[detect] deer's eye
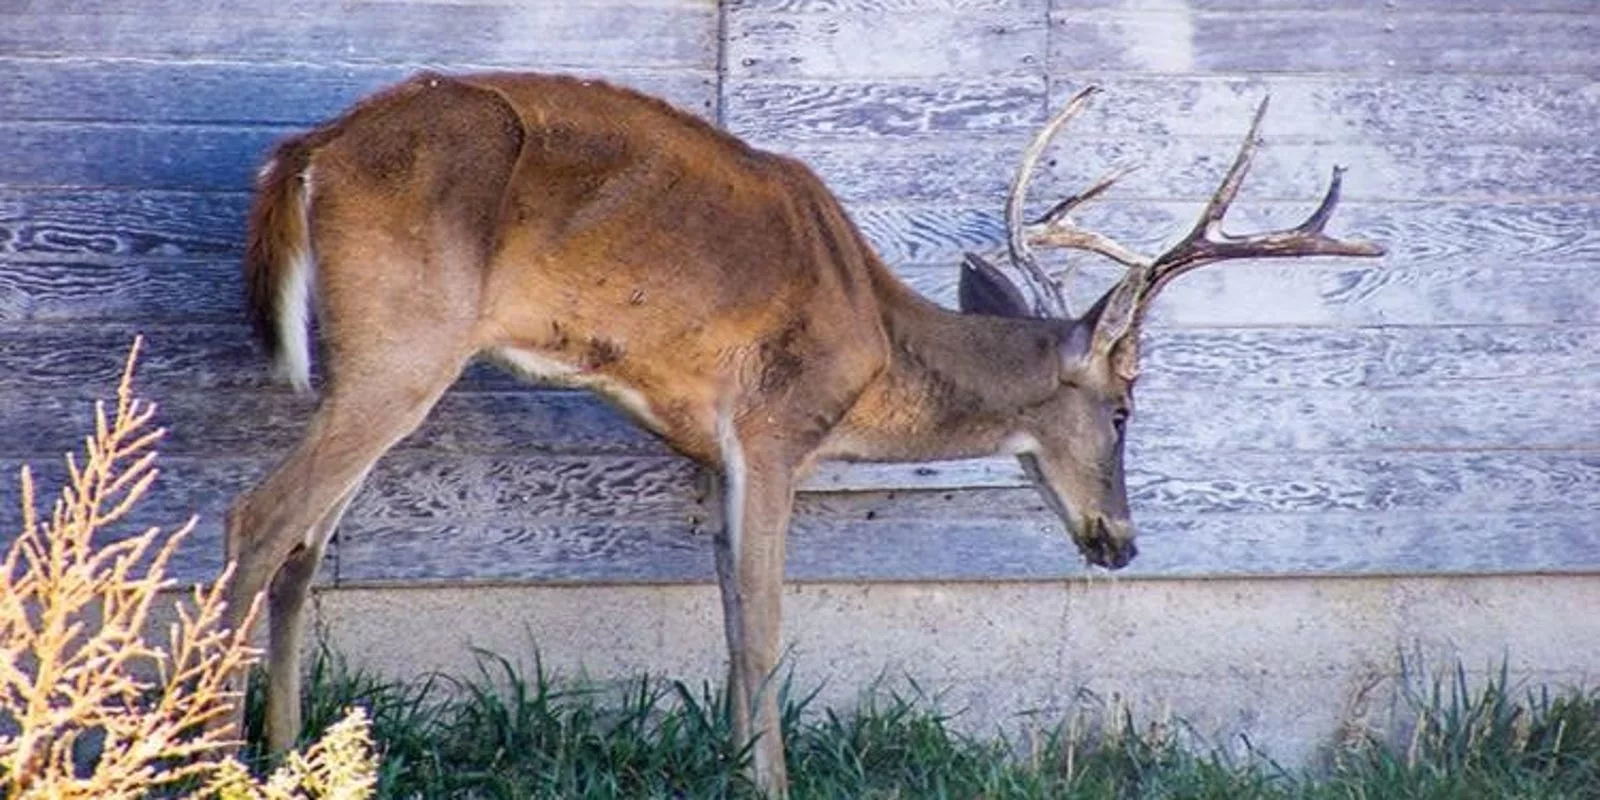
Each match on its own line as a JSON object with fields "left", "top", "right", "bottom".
{"left": 1111, "top": 407, "right": 1130, "bottom": 435}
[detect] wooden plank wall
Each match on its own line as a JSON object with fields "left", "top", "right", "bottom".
{"left": 2, "top": 0, "right": 1596, "bottom": 586}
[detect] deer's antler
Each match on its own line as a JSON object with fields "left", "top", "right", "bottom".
{"left": 1003, "top": 91, "right": 1386, "bottom": 321}
{"left": 1004, "top": 86, "right": 1153, "bottom": 318}
{"left": 1134, "top": 97, "right": 1386, "bottom": 307}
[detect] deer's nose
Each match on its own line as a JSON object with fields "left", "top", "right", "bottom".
{"left": 1080, "top": 517, "right": 1137, "bottom": 570}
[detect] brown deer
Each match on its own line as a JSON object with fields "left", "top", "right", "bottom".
{"left": 225, "top": 72, "right": 1382, "bottom": 795}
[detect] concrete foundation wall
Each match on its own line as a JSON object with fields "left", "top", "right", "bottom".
{"left": 307, "top": 574, "right": 1599, "bottom": 767}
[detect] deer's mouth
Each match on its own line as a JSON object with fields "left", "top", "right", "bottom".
{"left": 1077, "top": 517, "right": 1137, "bottom": 570}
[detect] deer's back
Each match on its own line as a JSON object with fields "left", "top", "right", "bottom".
{"left": 299, "top": 71, "right": 895, "bottom": 458}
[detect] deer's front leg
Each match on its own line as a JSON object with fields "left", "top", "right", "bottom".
{"left": 712, "top": 432, "right": 798, "bottom": 797}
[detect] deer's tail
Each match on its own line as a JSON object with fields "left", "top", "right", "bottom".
{"left": 244, "top": 136, "right": 317, "bottom": 392}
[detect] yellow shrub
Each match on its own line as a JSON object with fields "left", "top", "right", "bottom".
{"left": 0, "top": 339, "right": 376, "bottom": 799}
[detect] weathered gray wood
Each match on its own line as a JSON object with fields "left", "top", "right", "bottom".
{"left": 1049, "top": 11, "right": 1600, "bottom": 74}
{"left": 332, "top": 519, "right": 709, "bottom": 584}
{"left": 0, "top": 123, "right": 284, "bottom": 191}
{"left": 730, "top": 75, "right": 1598, "bottom": 143}
{"left": 0, "top": 189, "right": 248, "bottom": 260}
{"left": 11, "top": 383, "right": 1592, "bottom": 470}
{"left": 329, "top": 510, "right": 1600, "bottom": 585}
{"left": 10, "top": 256, "right": 1589, "bottom": 327}
{"left": 1042, "top": 76, "right": 1600, "bottom": 143}
{"left": 813, "top": 450, "right": 1600, "bottom": 515}
{"left": 0, "top": 390, "right": 673, "bottom": 459}
{"left": 727, "top": 9, "right": 1046, "bottom": 79}
{"left": 1062, "top": 0, "right": 1596, "bottom": 10}
{"left": 724, "top": 77, "right": 1045, "bottom": 140}
{"left": 3, "top": 323, "right": 1594, "bottom": 396}
{"left": 0, "top": 260, "right": 240, "bottom": 322}
{"left": 769, "top": 137, "right": 1600, "bottom": 206}
{"left": 347, "top": 455, "right": 702, "bottom": 522}
{"left": 10, "top": 193, "right": 1592, "bottom": 276}
{"left": 728, "top": 0, "right": 1029, "bottom": 11}
{"left": 1138, "top": 326, "right": 1600, "bottom": 392}
{"left": 895, "top": 261, "right": 1600, "bottom": 328}
{"left": 0, "top": 452, "right": 701, "bottom": 545}
{"left": 0, "top": 59, "right": 718, "bottom": 126}
{"left": 3, "top": 6, "right": 715, "bottom": 69}
{"left": 15, "top": 442, "right": 1590, "bottom": 538}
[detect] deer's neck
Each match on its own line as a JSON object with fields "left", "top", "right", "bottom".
{"left": 827, "top": 289, "right": 1064, "bottom": 462}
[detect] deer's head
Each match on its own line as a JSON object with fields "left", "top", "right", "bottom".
{"left": 960, "top": 88, "right": 1384, "bottom": 570}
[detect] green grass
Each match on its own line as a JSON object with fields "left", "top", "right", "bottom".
{"left": 244, "top": 647, "right": 1600, "bottom": 799}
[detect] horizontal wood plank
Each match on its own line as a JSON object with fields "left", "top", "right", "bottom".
{"left": 730, "top": 75, "right": 1598, "bottom": 144}
{"left": 3, "top": 390, "right": 671, "bottom": 459}
{"left": 725, "top": 77, "right": 1046, "bottom": 139}
{"left": 1049, "top": 11, "right": 1599, "bottom": 75}
{"left": 727, "top": 9, "right": 1046, "bottom": 79}
{"left": 3, "top": 120, "right": 1587, "bottom": 198}
{"left": 1060, "top": 1, "right": 1595, "bottom": 10}
{"left": 0, "top": 260, "right": 240, "bottom": 322}
{"left": 1043, "top": 75, "right": 1600, "bottom": 143}
{"left": 773, "top": 137, "right": 1600, "bottom": 205}
{"left": 2, "top": 323, "right": 1593, "bottom": 397}
{"left": 9, "top": 256, "right": 1591, "bottom": 328}
{"left": 0, "top": 123, "right": 284, "bottom": 191}
{"left": 330, "top": 510, "right": 1600, "bottom": 584}
{"left": 895, "top": 261, "right": 1600, "bottom": 328}
{"left": 0, "top": 189, "right": 247, "bottom": 260}
{"left": 0, "top": 452, "right": 702, "bottom": 542}
{"left": 852, "top": 201, "right": 1600, "bottom": 273}
{"left": 816, "top": 450, "right": 1600, "bottom": 515}
{"left": 4, "top": 6, "right": 716, "bottom": 69}
{"left": 0, "top": 59, "right": 717, "bottom": 126}
{"left": 8, "top": 193, "right": 1593, "bottom": 282}
{"left": 727, "top": 0, "right": 1031, "bottom": 11}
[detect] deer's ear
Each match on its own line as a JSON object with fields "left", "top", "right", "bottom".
{"left": 958, "top": 253, "right": 1032, "bottom": 318}
{"left": 1061, "top": 270, "right": 1144, "bottom": 371}
{"left": 1090, "top": 270, "right": 1143, "bottom": 353}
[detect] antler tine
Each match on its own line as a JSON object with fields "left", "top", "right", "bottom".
{"left": 1024, "top": 162, "right": 1152, "bottom": 270}
{"left": 1142, "top": 95, "right": 1387, "bottom": 301}
{"left": 1005, "top": 85, "right": 1103, "bottom": 318}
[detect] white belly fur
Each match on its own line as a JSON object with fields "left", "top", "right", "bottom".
{"left": 486, "top": 345, "right": 666, "bottom": 432}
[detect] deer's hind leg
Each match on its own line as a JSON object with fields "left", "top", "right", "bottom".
{"left": 223, "top": 339, "right": 470, "bottom": 752}
{"left": 224, "top": 230, "right": 489, "bottom": 753}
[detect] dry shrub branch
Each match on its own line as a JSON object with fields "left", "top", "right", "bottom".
{"left": 0, "top": 339, "right": 375, "bottom": 799}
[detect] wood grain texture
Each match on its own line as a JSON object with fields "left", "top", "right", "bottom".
{"left": 10, "top": 193, "right": 1591, "bottom": 275}
{"left": 724, "top": 77, "right": 1046, "bottom": 139}
{"left": 4, "top": 323, "right": 1594, "bottom": 396}
{"left": 0, "top": 59, "right": 718, "bottom": 126}
{"left": 0, "top": 260, "right": 240, "bottom": 322}
{"left": 731, "top": 75, "right": 1598, "bottom": 143}
{"left": 13, "top": 381, "right": 1592, "bottom": 469}
{"left": 4, "top": 5, "right": 716, "bottom": 69}
{"left": 0, "top": 390, "right": 673, "bottom": 459}
{"left": 11, "top": 256, "right": 1588, "bottom": 327}
{"left": 0, "top": 189, "right": 248, "bottom": 260}
{"left": 330, "top": 511, "right": 1600, "bottom": 584}
{"left": 770, "top": 137, "right": 1599, "bottom": 206}
{"left": 894, "top": 261, "right": 1600, "bottom": 328}
{"left": 812, "top": 450, "right": 1600, "bottom": 514}
{"left": 727, "top": 10, "right": 1046, "bottom": 79}
{"left": 0, "top": 123, "right": 284, "bottom": 191}
{"left": 1042, "top": 76, "right": 1600, "bottom": 143}
{"left": 1049, "top": 10, "right": 1600, "bottom": 75}
{"left": 851, "top": 199, "right": 1600, "bottom": 278}
{"left": 728, "top": 0, "right": 1030, "bottom": 11}
{"left": 1060, "top": 0, "right": 1598, "bottom": 11}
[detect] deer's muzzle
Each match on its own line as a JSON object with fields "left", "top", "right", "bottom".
{"left": 1079, "top": 517, "right": 1137, "bottom": 570}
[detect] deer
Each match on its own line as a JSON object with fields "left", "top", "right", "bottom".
{"left": 223, "top": 70, "right": 1382, "bottom": 795}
